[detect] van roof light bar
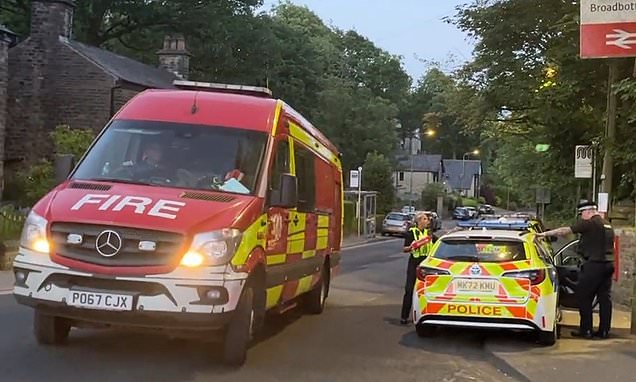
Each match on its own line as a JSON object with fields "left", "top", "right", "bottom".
{"left": 173, "top": 80, "right": 273, "bottom": 98}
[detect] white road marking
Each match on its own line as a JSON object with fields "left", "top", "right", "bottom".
{"left": 342, "top": 238, "right": 401, "bottom": 251}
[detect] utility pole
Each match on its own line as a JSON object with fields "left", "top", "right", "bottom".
{"left": 600, "top": 61, "right": 619, "bottom": 215}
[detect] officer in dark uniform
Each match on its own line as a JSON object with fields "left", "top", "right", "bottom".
{"left": 538, "top": 201, "right": 615, "bottom": 339}
{"left": 400, "top": 212, "right": 437, "bottom": 325}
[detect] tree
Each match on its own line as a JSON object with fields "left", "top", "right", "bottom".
{"left": 447, "top": 0, "right": 636, "bottom": 215}
{"left": 362, "top": 152, "right": 395, "bottom": 214}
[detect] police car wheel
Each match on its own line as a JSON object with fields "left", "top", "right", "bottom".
{"left": 222, "top": 286, "right": 254, "bottom": 367}
{"left": 34, "top": 310, "right": 71, "bottom": 345}
{"left": 415, "top": 324, "right": 436, "bottom": 338}
{"left": 537, "top": 323, "right": 557, "bottom": 346}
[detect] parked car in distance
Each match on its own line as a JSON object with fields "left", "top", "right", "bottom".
{"left": 452, "top": 207, "right": 471, "bottom": 220}
{"left": 478, "top": 204, "right": 495, "bottom": 215}
{"left": 382, "top": 212, "right": 412, "bottom": 236}
{"left": 465, "top": 206, "right": 478, "bottom": 219}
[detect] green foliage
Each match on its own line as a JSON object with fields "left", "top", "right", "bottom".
{"left": 420, "top": 183, "right": 445, "bottom": 211}
{"left": 460, "top": 197, "right": 479, "bottom": 208}
{"left": 51, "top": 125, "right": 96, "bottom": 159}
{"left": 5, "top": 126, "right": 95, "bottom": 207}
{"left": 342, "top": 200, "right": 357, "bottom": 236}
{"left": 0, "top": 205, "right": 27, "bottom": 242}
{"left": 361, "top": 152, "right": 395, "bottom": 214}
{"left": 13, "top": 160, "right": 54, "bottom": 207}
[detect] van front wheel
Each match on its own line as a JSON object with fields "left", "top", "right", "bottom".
{"left": 34, "top": 310, "right": 70, "bottom": 345}
{"left": 222, "top": 286, "right": 254, "bottom": 367}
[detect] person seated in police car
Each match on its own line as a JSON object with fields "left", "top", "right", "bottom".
{"left": 401, "top": 212, "right": 438, "bottom": 325}
{"left": 537, "top": 201, "right": 615, "bottom": 340}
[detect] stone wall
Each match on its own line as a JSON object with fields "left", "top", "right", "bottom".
{"left": 112, "top": 86, "right": 142, "bottom": 115}
{"left": 613, "top": 228, "right": 635, "bottom": 308}
{"left": 48, "top": 43, "right": 115, "bottom": 132}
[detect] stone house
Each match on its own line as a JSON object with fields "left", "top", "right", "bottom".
{"left": 442, "top": 159, "right": 482, "bottom": 198}
{"left": 392, "top": 154, "right": 443, "bottom": 203}
{"left": 0, "top": 0, "right": 191, "bottom": 196}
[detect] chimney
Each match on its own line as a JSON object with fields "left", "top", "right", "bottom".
{"left": 30, "top": 0, "right": 75, "bottom": 42}
{"left": 157, "top": 34, "right": 191, "bottom": 80}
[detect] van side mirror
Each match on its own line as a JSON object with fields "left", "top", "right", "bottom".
{"left": 54, "top": 154, "right": 75, "bottom": 184}
{"left": 269, "top": 173, "right": 297, "bottom": 208}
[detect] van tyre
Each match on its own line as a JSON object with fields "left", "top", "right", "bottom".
{"left": 304, "top": 265, "right": 329, "bottom": 315}
{"left": 222, "top": 286, "right": 254, "bottom": 367}
{"left": 34, "top": 310, "right": 70, "bottom": 345}
{"left": 415, "top": 324, "right": 436, "bottom": 338}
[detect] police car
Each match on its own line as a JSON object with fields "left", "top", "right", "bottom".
{"left": 412, "top": 229, "right": 562, "bottom": 345}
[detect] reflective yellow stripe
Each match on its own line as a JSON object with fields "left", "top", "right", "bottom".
{"left": 289, "top": 122, "right": 340, "bottom": 166}
{"left": 289, "top": 138, "right": 296, "bottom": 174}
{"left": 266, "top": 285, "right": 283, "bottom": 309}
{"left": 316, "top": 237, "right": 328, "bottom": 250}
{"left": 317, "top": 215, "right": 329, "bottom": 228}
{"left": 271, "top": 100, "right": 283, "bottom": 136}
{"left": 296, "top": 275, "right": 314, "bottom": 295}
{"left": 287, "top": 239, "right": 304, "bottom": 254}
{"left": 267, "top": 253, "right": 287, "bottom": 265}
{"left": 302, "top": 250, "right": 316, "bottom": 259}
{"left": 231, "top": 214, "right": 268, "bottom": 267}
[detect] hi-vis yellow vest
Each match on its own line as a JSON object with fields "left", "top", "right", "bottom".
{"left": 410, "top": 227, "right": 432, "bottom": 258}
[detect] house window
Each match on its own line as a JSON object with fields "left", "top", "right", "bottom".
{"left": 398, "top": 172, "right": 404, "bottom": 181}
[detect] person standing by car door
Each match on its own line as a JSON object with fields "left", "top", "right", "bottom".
{"left": 400, "top": 212, "right": 437, "bottom": 324}
{"left": 537, "top": 201, "right": 615, "bottom": 339}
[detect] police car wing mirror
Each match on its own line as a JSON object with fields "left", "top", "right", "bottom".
{"left": 270, "top": 173, "right": 297, "bottom": 208}
{"left": 54, "top": 154, "right": 75, "bottom": 184}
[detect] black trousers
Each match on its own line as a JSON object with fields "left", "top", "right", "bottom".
{"left": 401, "top": 255, "right": 422, "bottom": 320}
{"left": 576, "top": 261, "right": 614, "bottom": 333}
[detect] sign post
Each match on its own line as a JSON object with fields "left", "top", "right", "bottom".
{"left": 357, "top": 166, "right": 362, "bottom": 237}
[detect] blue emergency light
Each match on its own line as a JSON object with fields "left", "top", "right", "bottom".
{"left": 457, "top": 219, "right": 530, "bottom": 230}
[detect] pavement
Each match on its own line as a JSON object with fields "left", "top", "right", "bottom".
{"left": 0, "top": 269, "right": 13, "bottom": 295}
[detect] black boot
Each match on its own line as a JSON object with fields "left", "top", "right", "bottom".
{"left": 571, "top": 330, "right": 593, "bottom": 339}
{"left": 593, "top": 330, "right": 610, "bottom": 339}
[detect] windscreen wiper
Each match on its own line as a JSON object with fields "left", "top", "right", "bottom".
{"left": 85, "top": 178, "right": 157, "bottom": 187}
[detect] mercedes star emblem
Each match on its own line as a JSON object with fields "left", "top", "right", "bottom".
{"left": 95, "top": 230, "right": 123, "bottom": 257}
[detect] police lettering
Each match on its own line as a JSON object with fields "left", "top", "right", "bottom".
{"left": 447, "top": 304, "right": 502, "bottom": 316}
{"left": 71, "top": 194, "right": 186, "bottom": 219}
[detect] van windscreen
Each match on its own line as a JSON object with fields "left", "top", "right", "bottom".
{"left": 72, "top": 120, "right": 267, "bottom": 195}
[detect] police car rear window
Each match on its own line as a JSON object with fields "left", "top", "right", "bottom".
{"left": 434, "top": 239, "right": 526, "bottom": 263}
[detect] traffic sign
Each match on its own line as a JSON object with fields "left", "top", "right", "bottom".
{"left": 575, "top": 145, "right": 593, "bottom": 178}
{"left": 581, "top": 1, "right": 636, "bottom": 58}
{"left": 349, "top": 170, "right": 359, "bottom": 188}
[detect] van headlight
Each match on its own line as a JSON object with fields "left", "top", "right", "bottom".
{"left": 180, "top": 228, "right": 243, "bottom": 267}
{"left": 20, "top": 211, "right": 50, "bottom": 254}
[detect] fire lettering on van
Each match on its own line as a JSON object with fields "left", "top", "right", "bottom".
{"left": 71, "top": 194, "right": 186, "bottom": 220}
{"left": 447, "top": 304, "right": 503, "bottom": 316}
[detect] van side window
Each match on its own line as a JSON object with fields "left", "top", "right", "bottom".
{"left": 294, "top": 143, "right": 316, "bottom": 212}
{"left": 271, "top": 139, "right": 290, "bottom": 192}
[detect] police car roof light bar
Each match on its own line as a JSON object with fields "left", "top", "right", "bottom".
{"left": 173, "top": 80, "right": 273, "bottom": 98}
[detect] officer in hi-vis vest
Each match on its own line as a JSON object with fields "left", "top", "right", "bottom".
{"left": 401, "top": 212, "right": 436, "bottom": 324}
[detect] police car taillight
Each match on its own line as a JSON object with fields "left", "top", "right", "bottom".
{"left": 416, "top": 266, "right": 450, "bottom": 281}
{"left": 502, "top": 269, "right": 546, "bottom": 285}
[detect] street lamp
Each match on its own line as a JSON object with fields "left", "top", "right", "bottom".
{"left": 462, "top": 149, "right": 480, "bottom": 197}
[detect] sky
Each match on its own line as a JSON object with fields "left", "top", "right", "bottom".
{"left": 260, "top": 0, "right": 475, "bottom": 81}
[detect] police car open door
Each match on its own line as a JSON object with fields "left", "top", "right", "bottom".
{"left": 553, "top": 240, "right": 582, "bottom": 309}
